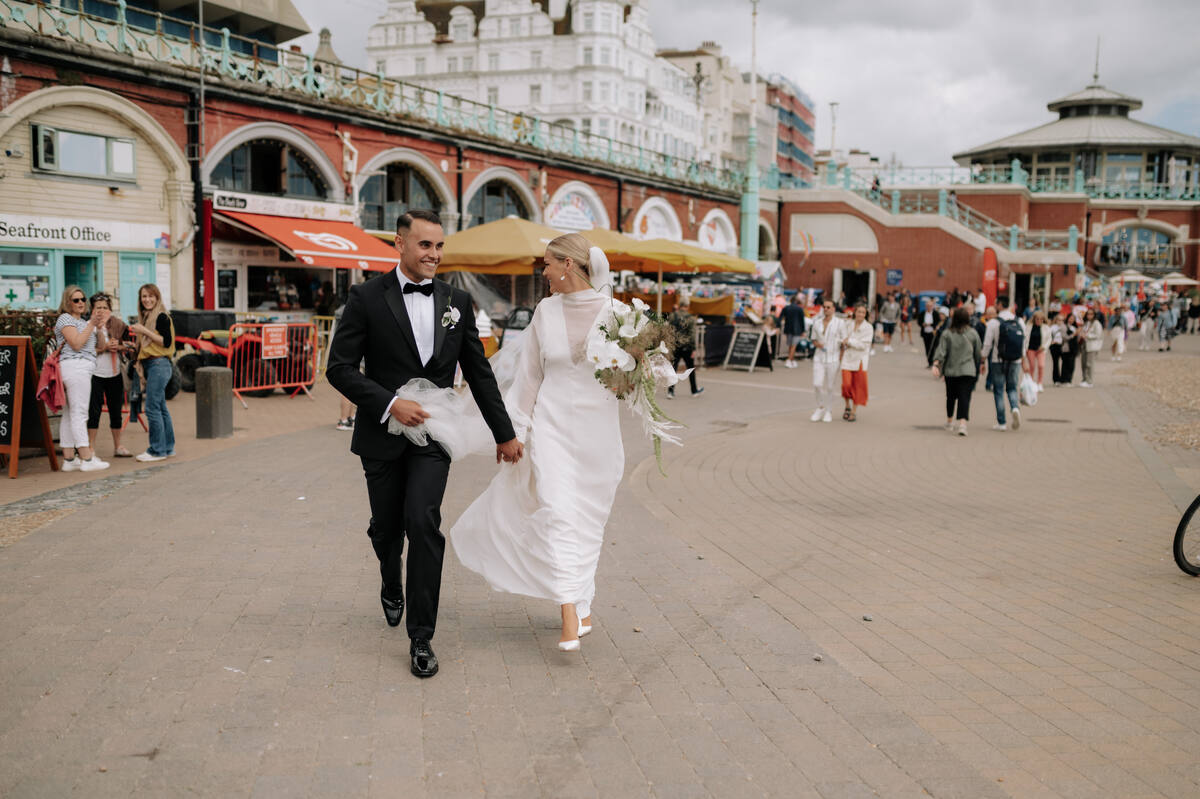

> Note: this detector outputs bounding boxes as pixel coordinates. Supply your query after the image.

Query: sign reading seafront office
[0,214,169,250]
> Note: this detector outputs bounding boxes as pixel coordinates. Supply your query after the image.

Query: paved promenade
[2,334,1199,798]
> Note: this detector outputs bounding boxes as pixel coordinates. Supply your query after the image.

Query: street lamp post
[738,0,760,262]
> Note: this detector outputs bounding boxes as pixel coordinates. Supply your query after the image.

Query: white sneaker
[61,457,81,472]
[786,360,797,369]
[1036,383,1044,392]
[822,410,832,423]
[957,424,968,437]
[870,349,877,356]
[992,423,1007,431]
[810,408,823,422]
[136,451,167,462]
[1010,408,1021,430]
[80,456,110,472]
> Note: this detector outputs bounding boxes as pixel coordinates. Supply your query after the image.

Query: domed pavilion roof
[953,81,1200,165]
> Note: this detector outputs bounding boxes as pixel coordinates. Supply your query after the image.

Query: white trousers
[59,358,95,451]
[812,359,839,410]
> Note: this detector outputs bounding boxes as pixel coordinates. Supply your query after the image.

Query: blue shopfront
[0,215,169,317]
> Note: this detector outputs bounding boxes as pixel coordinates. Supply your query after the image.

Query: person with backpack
[981,297,1026,432]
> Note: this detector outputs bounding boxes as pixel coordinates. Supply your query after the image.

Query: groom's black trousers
[361,442,450,641]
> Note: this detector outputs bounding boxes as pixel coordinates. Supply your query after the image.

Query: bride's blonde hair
[546,233,591,276]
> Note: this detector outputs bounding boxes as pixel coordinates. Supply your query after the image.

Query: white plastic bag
[1019,373,1038,406]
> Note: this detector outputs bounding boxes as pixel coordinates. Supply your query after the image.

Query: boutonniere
[441,306,461,329]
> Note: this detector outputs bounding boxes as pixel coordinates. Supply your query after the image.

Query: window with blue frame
[1099,226,1173,267]
[0,249,55,308]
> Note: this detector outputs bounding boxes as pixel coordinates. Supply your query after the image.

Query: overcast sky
[290,0,1200,165]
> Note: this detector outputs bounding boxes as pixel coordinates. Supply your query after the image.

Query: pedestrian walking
[808,300,842,423]
[840,304,872,422]
[1048,312,1065,385]
[128,284,177,462]
[86,292,133,459]
[1061,313,1080,385]
[1109,304,1128,362]
[1079,309,1103,387]
[981,297,1025,431]
[1156,301,1177,351]
[1024,311,1047,391]
[666,298,704,398]
[920,299,942,367]
[931,307,982,436]
[779,294,807,368]
[898,295,914,347]
[54,286,111,472]
[879,293,900,352]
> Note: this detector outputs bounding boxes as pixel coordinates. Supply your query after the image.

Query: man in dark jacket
[666,298,703,398]
[779,294,807,368]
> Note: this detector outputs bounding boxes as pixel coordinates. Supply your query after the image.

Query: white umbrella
[1112,269,1151,283]
[1160,272,1199,286]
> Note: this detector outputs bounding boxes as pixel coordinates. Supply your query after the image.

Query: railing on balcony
[1095,242,1186,271]
[821,160,1200,201]
[0,0,745,194]
[816,168,1076,253]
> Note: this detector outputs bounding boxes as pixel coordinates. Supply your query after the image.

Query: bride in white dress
[449,233,624,651]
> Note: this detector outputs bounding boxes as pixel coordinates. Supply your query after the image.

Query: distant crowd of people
[769,283,1196,437]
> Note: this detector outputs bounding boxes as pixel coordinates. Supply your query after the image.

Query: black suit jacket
[326,269,515,460]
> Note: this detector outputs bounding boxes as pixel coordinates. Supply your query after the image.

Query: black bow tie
[403,282,434,296]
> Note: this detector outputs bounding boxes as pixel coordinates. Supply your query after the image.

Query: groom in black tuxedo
[327,209,522,677]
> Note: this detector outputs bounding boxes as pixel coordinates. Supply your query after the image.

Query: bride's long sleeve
[502,311,544,442]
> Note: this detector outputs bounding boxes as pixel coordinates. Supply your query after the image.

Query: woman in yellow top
[128,284,176,462]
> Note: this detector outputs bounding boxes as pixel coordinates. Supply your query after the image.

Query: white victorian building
[366,0,701,165]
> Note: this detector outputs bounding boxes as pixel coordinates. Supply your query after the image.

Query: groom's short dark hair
[397,209,442,232]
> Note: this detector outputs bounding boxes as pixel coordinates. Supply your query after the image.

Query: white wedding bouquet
[586,297,690,475]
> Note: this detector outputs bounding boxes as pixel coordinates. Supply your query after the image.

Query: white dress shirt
[381,265,436,423]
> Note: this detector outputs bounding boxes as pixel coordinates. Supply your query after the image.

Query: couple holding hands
[327,209,624,677]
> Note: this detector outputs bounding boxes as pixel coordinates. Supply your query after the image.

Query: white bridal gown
[450,289,624,620]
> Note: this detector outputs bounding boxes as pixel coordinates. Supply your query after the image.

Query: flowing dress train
[449,291,624,620]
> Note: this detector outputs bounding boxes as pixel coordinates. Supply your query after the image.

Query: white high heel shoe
[558,622,589,651]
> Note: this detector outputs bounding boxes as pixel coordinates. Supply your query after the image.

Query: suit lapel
[382,271,421,363]
[432,280,452,360]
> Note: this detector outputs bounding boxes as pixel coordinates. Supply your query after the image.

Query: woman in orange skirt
[840,304,873,421]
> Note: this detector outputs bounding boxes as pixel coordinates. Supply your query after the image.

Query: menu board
[0,336,58,477]
[723,329,766,372]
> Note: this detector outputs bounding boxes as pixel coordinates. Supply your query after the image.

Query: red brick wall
[957,192,1028,228]
[780,200,986,295]
[1028,200,1087,232]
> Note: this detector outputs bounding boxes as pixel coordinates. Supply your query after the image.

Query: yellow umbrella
[439,217,562,273]
[578,228,644,268]
[626,238,756,275]
[621,238,756,311]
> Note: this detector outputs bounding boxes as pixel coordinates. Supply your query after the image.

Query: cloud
[288,0,1200,165]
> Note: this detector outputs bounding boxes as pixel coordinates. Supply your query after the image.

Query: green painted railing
[0,0,745,194]
[827,171,1074,252]
[826,161,1200,201]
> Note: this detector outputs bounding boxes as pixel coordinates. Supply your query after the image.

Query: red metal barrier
[226,322,317,407]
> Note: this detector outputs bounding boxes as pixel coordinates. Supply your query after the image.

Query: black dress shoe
[380,588,404,628]
[410,638,438,678]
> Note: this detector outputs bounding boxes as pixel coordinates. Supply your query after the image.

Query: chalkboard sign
[0,336,59,478]
[723,329,766,372]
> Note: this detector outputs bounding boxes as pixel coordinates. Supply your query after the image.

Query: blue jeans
[988,360,1020,425]
[144,357,175,456]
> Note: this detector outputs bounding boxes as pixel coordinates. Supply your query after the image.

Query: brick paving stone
[2,338,1199,797]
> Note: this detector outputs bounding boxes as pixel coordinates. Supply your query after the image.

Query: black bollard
[195,366,233,439]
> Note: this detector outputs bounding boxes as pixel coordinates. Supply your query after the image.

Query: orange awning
[216,211,398,271]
